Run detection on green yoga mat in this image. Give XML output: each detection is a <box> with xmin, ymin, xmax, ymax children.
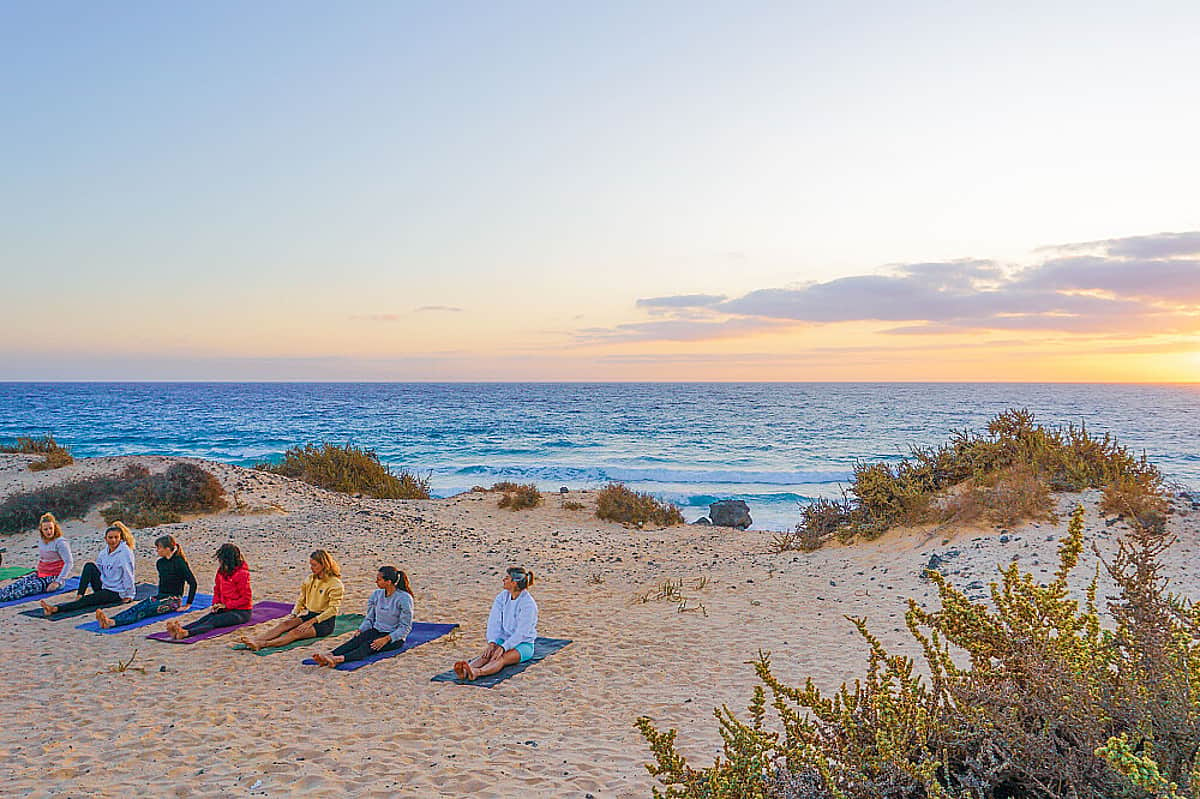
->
<box><xmin>0</xmin><ymin>566</ymin><xmax>35</xmax><ymax>580</ymax></box>
<box><xmin>231</xmin><ymin>613</ymin><xmax>364</xmax><ymax>656</ymax></box>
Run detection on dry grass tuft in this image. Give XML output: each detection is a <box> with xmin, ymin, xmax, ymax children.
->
<box><xmin>596</xmin><ymin>483</ymin><xmax>684</xmax><ymax>528</ymax></box>
<box><xmin>1</xmin><ymin>435</ymin><xmax>74</xmax><ymax>471</ymax></box>
<box><xmin>496</xmin><ymin>482</ymin><xmax>542</xmax><ymax>511</ymax></box>
<box><xmin>255</xmin><ymin>443</ymin><xmax>429</xmax><ymax>500</ymax></box>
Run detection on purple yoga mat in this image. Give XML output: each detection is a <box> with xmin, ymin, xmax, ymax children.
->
<box><xmin>145</xmin><ymin>600</ymin><xmax>292</xmax><ymax>644</ymax></box>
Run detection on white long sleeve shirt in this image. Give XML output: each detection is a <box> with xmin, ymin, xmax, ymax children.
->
<box><xmin>485</xmin><ymin>590</ymin><xmax>538</xmax><ymax>650</ymax></box>
<box><xmin>94</xmin><ymin>542</ymin><xmax>136</xmax><ymax>599</ymax></box>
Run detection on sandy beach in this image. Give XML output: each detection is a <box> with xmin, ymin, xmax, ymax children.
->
<box><xmin>1</xmin><ymin>453</ymin><xmax>1197</xmax><ymax>798</ymax></box>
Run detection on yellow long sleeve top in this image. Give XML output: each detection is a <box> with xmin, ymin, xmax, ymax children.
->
<box><xmin>292</xmin><ymin>574</ymin><xmax>345</xmax><ymax>624</ymax></box>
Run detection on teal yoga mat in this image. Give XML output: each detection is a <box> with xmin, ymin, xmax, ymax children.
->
<box><xmin>430</xmin><ymin>637</ymin><xmax>572</xmax><ymax>687</ymax></box>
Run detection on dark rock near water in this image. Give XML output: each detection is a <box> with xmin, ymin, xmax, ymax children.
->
<box><xmin>709</xmin><ymin>499</ymin><xmax>752</xmax><ymax>529</ymax></box>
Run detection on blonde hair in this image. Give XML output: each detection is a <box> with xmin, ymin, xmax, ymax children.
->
<box><xmin>38</xmin><ymin>512</ymin><xmax>63</xmax><ymax>541</ymax></box>
<box><xmin>309</xmin><ymin>549</ymin><xmax>341</xmax><ymax>578</ymax></box>
<box><xmin>105</xmin><ymin>521</ymin><xmax>136</xmax><ymax>550</ymax></box>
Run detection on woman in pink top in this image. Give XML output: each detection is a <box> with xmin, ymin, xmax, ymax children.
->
<box><xmin>0</xmin><ymin>513</ymin><xmax>74</xmax><ymax>603</ymax></box>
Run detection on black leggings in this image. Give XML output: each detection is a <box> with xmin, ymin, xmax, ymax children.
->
<box><xmin>331</xmin><ymin>628</ymin><xmax>404</xmax><ymax>663</ymax></box>
<box><xmin>52</xmin><ymin>562</ymin><xmax>122</xmax><ymax>613</ymax></box>
<box><xmin>183</xmin><ymin>608</ymin><xmax>252</xmax><ymax>635</ymax></box>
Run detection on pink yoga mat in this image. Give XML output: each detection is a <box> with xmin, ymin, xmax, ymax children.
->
<box><xmin>145</xmin><ymin>600</ymin><xmax>292</xmax><ymax>643</ymax></box>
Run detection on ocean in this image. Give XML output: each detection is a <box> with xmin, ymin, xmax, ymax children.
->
<box><xmin>1</xmin><ymin>382</ymin><xmax>1196</xmax><ymax>530</ymax></box>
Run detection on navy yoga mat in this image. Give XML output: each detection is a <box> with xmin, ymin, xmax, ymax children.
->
<box><xmin>301</xmin><ymin>622</ymin><xmax>460</xmax><ymax>670</ymax></box>
<box><xmin>18</xmin><ymin>584</ymin><xmax>158</xmax><ymax>620</ymax></box>
<box><xmin>74</xmin><ymin>594</ymin><xmax>214</xmax><ymax>634</ymax></box>
<box><xmin>0</xmin><ymin>576</ymin><xmax>80</xmax><ymax>609</ymax></box>
<box><xmin>430</xmin><ymin>637</ymin><xmax>572</xmax><ymax>687</ymax></box>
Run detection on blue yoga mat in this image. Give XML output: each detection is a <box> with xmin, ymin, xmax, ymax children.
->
<box><xmin>430</xmin><ymin>637</ymin><xmax>572</xmax><ymax>687</ymax></box>
<box><xmin>18</xmin><ymin>583</ymin><xmax>158</xmax><ymax>620</ymax></box>
<box><xmin>74</xmin><ymin>594</ymin><xmax>214</xmax><ymax>634</ymax></box>
<box><xmin>0</xmin><ymin>576</ymin><xmax>80</xmax><ymax>609</ymax></box>
<box><xmin>302</xmin><ymin>622</ymin><xmax>459</xmax><ymax>670</ymax></box>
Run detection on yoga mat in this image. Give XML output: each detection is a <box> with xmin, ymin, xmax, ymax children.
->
<box><xmin>231</xmin><ymin>613</ymin><xmax>364</xmax><ymax>655</ymax></box>
<box><xmin>74</xmin><ymin>594</ymin><xmax>214</xmax><ymax>634</ymax></box>
<box><xmin>0</xmin><ymin>576</ymin><xmax>80</xmax><ymax>609</ymax></box>
<box><xmin>18</xmin><ymin>583</ymin><xmax>158</xmax><ymax>620</ymax></box>
<box><xmin>145</xmin><ymin>600</ymin><xmax>292</xmax><ymax>644</ymax></box>
<box><xmin>301</xmin><ymin>622</ymin><xmax>460</xmax><ymax>670</ymax></box>
<box><xmin>430</xmin><ymin>637</ymin><xmax>573</xmax><ymax>688</ymax></box>
<box><xmin>0</xmin><ymin>566</ymin><xmax>34</xmax><ymax>580</ymax></box>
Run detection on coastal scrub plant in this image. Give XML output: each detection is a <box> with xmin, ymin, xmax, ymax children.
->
<box><xmin>495</xmin><ymin>482</ymin><xmax>542</xmax><ymax>510</ymax></box>
<box><xmin>255</xmin><ymin>443</ymin><xmax>430</xmax><ymax>500</ymax></box>
<box><xmin>0</xmin><ymin>434</ymin><xmax>74</xmax><ymax>471</ymax></box>
<box><xmin>796</xmin><ymin>409</ymin><xmax>1166</xmax><ymax>546</ymax></box>
<box><xmin>596</xmin><ymin>482</ymin><xmax>684</xmax><ymax>528</ymax></box>
<box><xmin>637</xmin><ymin>505</ymin><xmax>1200</xmax><ymax>798</ymax></box>
<box><xmin>0</xmin><ymin>463</ymin><xmax>226</xmax><ymax>532</ymax></box>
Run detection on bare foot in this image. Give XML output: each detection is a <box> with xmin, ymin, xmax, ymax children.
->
<box><xmin>463</xmin><ymin>662</ymin><xmax>478</xmax><ymax>681</ymax></box>
<box><xmin>328</xmin><ymin>655</ymin><xmax>345</xmax><ymax>666</ymax></box>
<box><xmin>166</xmin><ymin>620</ymin><xmax>186</xmax><ymax>640</ymax></box>
<box><xmin>453</xmin><ymin>660</ymin><xmax>469</xmax><ymax>679</ymax></box>
<box><xmin>96</xmin><ymin>609</ymin><xmax>114</xmax><ymax>629</ymax></box>
<box><xmin>312</xmin><ymin>653</ymin><xmax>330</xmax><ymax>666</ymax></box>
<box><xmin>238</xmin><ymin>636</ymin><xmax>261</xmax><ymax>652</ymax></box>
<box><xmin>39</xmin><ymin>600</ymin><xmax>56</xmax><ymax>617</ymax></box>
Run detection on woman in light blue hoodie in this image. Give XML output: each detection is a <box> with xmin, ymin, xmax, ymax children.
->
<box><xmin>453</xmin><ymin>566</ymin><xmax>537</xmax><ymax>681</ymax></box>
<box><xmin>40</xmin><ymin>522</ymin><xmax>135</xmax><ymax>616</ymax></box>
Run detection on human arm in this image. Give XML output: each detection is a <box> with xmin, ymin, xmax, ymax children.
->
<box><xmin>291</xmin><ymin>577</ymin><xmax>310</xmax><ymax>618</ymax></box>
<box><xmin>485</xmin><ymin>592</ymin><xmax>505</xmax><ymax>646</ymax></box>
<box><xmin>182</xmin><ymin>560</ymin><xmax>198</xmax><ymax>606</ymax></box>
<box><xmin>53</xmin><ymin>539</ymin><xmax>73</xmax><ymax>585</ymax></box>
<box><xmin>360</xmin><ymin>591</ymin><xmax>379</xmax><ymax>632</ymax></box>
<box><xmin>388</xmin><ymin>591</ymin><xmax>413</xmax><ymax>643</ymax></box>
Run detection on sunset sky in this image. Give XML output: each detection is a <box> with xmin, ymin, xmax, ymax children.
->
<box><xmin>3</xmin><ymin>2</ymin><xmax>1198</xmax><ymax>381</ymax></box>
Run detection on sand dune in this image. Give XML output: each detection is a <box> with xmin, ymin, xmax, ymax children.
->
<box><xmin>1</xmin><ymin>454</ymin><xmax>1196</xmax><ymax>797</ymax></box>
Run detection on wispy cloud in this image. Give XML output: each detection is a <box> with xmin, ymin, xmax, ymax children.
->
<box><xmin>590</xmin><ymin>232</ymin><xmax>1200</xmax><ymax>342</ymax></box>
<box><xmin>415</xmin><ymin>305</ymin><xmax>464</xmax><ymax>313</ymax></box>
<box><xmin>352</xmin><ymin>305</ymin><xmax>465</xmax><ymax>321</ymax></box>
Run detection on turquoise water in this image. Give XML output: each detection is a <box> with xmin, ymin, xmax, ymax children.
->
<box><xmin>1</xmin><ymin>382</ymin><xmax>1196</xmax><ymax>530</ymax></box>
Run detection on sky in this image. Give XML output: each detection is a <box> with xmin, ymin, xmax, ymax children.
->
<box><xmin>2</xmin><ymin>2</ymin><xmax>1198</xmax><ymax>381</ymax></box>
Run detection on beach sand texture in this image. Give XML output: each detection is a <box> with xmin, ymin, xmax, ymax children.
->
<box><xmin>1</xmin><ymin>453</ymin><xmax>1197</xmax><ymax>798</ymax></box>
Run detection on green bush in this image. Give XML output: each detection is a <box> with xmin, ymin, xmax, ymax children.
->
<box><xmin>255</xmin><ymin>443</ymin><xmax>430</xmax><ymax>499</ymax></box>
<box><xmin>797</xmin><ymin>409</ymin><xmax>1165</xmax><ymax>546</ymax></box>
<box><xmin>0</xmin><ymin>434</ymin><xmax>74</xmax><ymax>471</ymax></box>
<box><xmin>638</xmin><ymin>506</ymin><xmax>1200</xmax><ymax>798</ymax></box>
<box><xmin>596</xmin><ymin>483</ymin><xmax>684</xmax><ymax>528</ymax></box>
<box><xmin>0</xmin><ymin>463</ymin><xmax>225</xmax><ymax>533</ymax></box>
<box><xmin>496</xmin><ymin>482</ymin><xmax>542</xmax><ymax>511</ymax></box>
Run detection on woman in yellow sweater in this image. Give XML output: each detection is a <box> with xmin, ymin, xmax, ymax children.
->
<box><xmin>238</xmin><ymin>550</ymin><xmax>344</xmax><ymax>652</ymax></box>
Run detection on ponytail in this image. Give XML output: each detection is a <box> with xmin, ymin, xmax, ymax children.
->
<box><xmin>106</xmin><ymin>521</ymin><xmax>135</xmax><ymax>551</ymax></box>
<box><xmin>378</xmin><ymin>565</ymin><xmax>413</xmax><ymax>596</ymax></box>
<box><xmin>506</xmin><ymin>566</ymin><xmax>534</xmax><ymax>591</ymax></box>
<box><xmin>154</xmin><ymin>534</ymin><xmax>186</xmax><ymax>563</ymax></box>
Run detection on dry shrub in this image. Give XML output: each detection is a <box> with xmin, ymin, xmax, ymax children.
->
<box><xmin>490</xmin><ymin>481</ymin><xmax>523</xmax><ymax>493</ymax></box>
<box><xmin>256</xmin><ymin>443</ymin><xmax>429</xmax><ymax>499</ymax></box>
<box><xmin>791</xmin><ymin>496</ymin><xmax>854</xmax><ymax>550</ymax></box>
<box><xmin>936</xmin><ymin>464</ymin><xmax>1056</xmax><ymax>527</ymax></box>
<box><xmin>497</xmin><ymin>482</ymin><xmax>542</xmax><ymax>511</ymax></box>
<box><xmin>1</xmin><ymin>435</ymin><xmax>74</xmax><ymax>471</ymax></box>
<box><xmin>100</xmin><ymin>463</ymin><xmax>227</xmax><ymax>527</ymax></box>
<box><xmin>637</xmin><ymin>506</ymin><xmax>1200</xmax><ymax>798</ymax></box>
<box><xmin>818</xmin><ymin>409</ymin><xmax>1164</xmax><ymax>543</ymax></box>
<box><xmin>0</xmin><ymin>463</ymin><xmax>225</xmax><ymax>532</ymax></box>
<box><xmin>562</xmin><ymin>500</ymin><xmax>586</xmax><ymax>511</ymax></box>
<box><xmin>595</xmin><ymin>482</ymin><xmax>684</xmax><ymax>528</ymax></box>
<box><xmin>1101</xmin><ymin>472</ymin><xmax>1169</xmax><ymax>532</ymax></box>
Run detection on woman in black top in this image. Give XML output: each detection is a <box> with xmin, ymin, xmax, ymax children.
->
<box><xmin>95</xmin><ymin>534</ymin><xmax>197</xmax><ymax>629</ymax></box>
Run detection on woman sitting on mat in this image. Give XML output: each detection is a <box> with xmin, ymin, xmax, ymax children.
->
<box><xmin>313</xmin><ymin>565</ymin><xmax>413</xmax><ymax>667</ymax></box>
<box><xmin>454</xmin><ymin>566</ymin><xmax>538</xmax><ymax>681</ymax></box>
<box><xmin>0</xmin><ymin>512</ymin><xmax>73</xmax><ymax>603</ymax></box>
<box><xmin>40</xmin><ymin>522</ymin><xmax>135</xmax><ymax>616</ymax></box>
<box><xmin>96</xmin><ymin>534</ymin><xmax>196</xmax><ymax>629</ymax></box>
<box><xmin>238</xmin><ymin>549</ymin><xmax>344</xmax><ymax>651</ymax></box>
<box><xmin>165</xmin><ymin>543</ymin><xmax>252</xmax><ymax>640</ymax></box>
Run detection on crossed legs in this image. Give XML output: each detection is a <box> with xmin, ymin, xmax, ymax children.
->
<box><xmin>455</xmin><ymin>642</ymin><xmax>521</xmax><ymax>680</ymax></box>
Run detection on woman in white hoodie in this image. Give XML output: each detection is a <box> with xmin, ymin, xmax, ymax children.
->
<box><xmin>453</xmin><ymin>566</ymin><xmax>538</xmax><ymax>681</ymax></box>
<box><xmin>39</xmin><ymin>522</ymin><xmax>135</xmax><ymax>616</ymax></box>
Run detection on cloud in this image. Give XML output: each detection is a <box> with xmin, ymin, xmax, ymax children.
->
<box><xmin>414</xmin><ymin>305</ymin><xmax>464</xmax><ymax>313</ymax></box>
<box><xmin>1048</xmin><ymin>231</ymin><xmax>1200</xmax><ymax>259</ymax></box>
<box><xmin>352</xmin><ymin>306</ymin><xmax>465</xmax><ymax>321</ymax></box>
<box><xmin>635</xmin><ymin>294</ymin><xmax>727</xmax><ymax>309</ymax></box>
<box><xmin>581</xmin><ymin>231</ymin><xmax>1200</xmax><ymax>344</ymax></box>
<box><xmin>577</xmin><ymin>316</ymin><xmax>788</xmax><ymax>343</ymax></box>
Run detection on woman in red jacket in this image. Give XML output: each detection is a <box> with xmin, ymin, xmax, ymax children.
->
<box><xmin>164</xmin><ymin>543</ymin><xmax>252</xmax><ymax>640</ymax></box>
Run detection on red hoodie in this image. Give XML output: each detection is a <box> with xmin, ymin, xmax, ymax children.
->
<box><xmin>213</xmin><ymin>562</ymin><xmax>252</xmax><ymax>610</ymax></box>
